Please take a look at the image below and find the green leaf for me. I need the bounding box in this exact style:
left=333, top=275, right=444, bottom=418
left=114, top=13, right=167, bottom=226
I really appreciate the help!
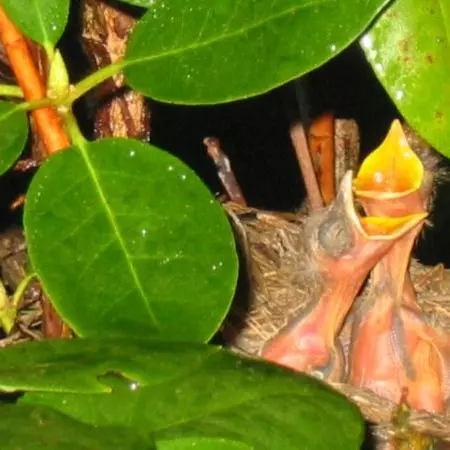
left=1, top=0, right=70, bottom=51
left=0, top=403, right=154, bottom=449
left=115, top=0, right=152, bottom=7
left=24, top=138, right=237, bottom=341
left=158, top=438, right=251, bottom=450
left=0, top=337, right=364, bottom=450
left=0, top=101, right=28, bottom=175
left=123, top=0, right=390, bottom=104
left=361, top=0, right=450, bottom=157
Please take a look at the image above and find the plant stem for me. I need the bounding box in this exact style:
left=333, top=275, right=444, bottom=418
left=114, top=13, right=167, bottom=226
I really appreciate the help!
left=62, top=108, right=87, bottom=148
left=65, top=61, right=127, bottom=105
left=17, top=98, right=55, bottom=112
left=0, top=84, right=23, bottom=98
left=0, top=6, right=70, bottom=155
left=11, top=273, right=36, bottom=309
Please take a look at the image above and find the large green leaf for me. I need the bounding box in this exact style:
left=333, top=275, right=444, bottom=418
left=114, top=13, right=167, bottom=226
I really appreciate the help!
left=0, top=337, right=364, bottom=450
left=115, top=0, right=152, bottom=7
left=0, top=101, right=28, bottom=175
left=124, top=0, right=390, bottom=104
left=24, top=138, right=237, bottom=340
left=361, top=0, right=450, bottom=157
left=158, top=439, right=251, bottom=450
left=0, top=403, right=154, bottom=449
left=1, top=0, right=70, bottom=50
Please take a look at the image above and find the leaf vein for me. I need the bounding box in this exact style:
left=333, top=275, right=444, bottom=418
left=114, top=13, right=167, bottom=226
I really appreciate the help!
left=76, top=145, right=159, bottom=328
left=438, top=0, right=450, bottom=49
left=128, top=0, right=331, bottom=66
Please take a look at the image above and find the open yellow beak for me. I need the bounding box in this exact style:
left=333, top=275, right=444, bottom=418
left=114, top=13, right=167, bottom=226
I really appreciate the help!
left=353, top=120, right=424, bottom=199
left=354, top=120, right=429, bottom=311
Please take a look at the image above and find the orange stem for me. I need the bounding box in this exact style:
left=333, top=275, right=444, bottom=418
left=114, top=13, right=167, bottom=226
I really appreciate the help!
left=0, top=6, right=70, bottom=155
left=308, top=112, right=335, bottom=205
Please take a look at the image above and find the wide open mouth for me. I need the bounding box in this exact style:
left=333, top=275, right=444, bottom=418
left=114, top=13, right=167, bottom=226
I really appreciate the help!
left=353, top=120, right=424, bottom=199
left=339, top=171, right=427, bottom=240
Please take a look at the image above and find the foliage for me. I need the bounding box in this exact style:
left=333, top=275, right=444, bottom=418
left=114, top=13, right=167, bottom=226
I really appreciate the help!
left=361, top=0, right=450, bottom=157
left=0, top=101, right=28, bottom=175
left=0, top=0, right=446, bottom=448
left=0, top=337, right=363, bottom=450
left=25, top=138, right=235, bottom=340
left=0, top=403, right=155, bottom=450
left=122, top=0, right=390, bottom=103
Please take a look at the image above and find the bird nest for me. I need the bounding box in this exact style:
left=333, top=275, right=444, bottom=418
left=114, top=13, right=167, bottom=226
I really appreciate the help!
left=222, top=201, right=450, bottom=448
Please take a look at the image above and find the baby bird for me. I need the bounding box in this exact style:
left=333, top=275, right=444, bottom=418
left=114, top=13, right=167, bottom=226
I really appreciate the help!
left=261, top=169, right=426, bottom=381
left=349, top=120, right=450, bottom=413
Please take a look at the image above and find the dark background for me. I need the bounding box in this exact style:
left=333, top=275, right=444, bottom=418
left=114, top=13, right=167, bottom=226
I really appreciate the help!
left=137, top=44, right=450, bottom=267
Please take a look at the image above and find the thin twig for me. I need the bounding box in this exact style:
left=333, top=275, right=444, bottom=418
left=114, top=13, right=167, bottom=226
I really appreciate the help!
left=204, top=136, right=247, bottom=206
left=289, top=122, right=324, bottom=211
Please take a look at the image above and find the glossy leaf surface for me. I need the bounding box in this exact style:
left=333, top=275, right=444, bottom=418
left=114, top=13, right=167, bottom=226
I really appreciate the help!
left=1, top=0, right=70, bottom=50
left=158, top=439, right=251, bottom=450
left=115, top=0, right=152, bottom=6
left=24, top=138, right=237, bottom=340
left=0, top=101, right=28, bottom=175
left=0, top=337, right=363, bottom=450
left=0, top=403, right=153, bottom=449
left=361, top=0, right=450, bottom=156
left=0, top=405, right=155, bottom=450
left=124, top=0, right=390, bottom=104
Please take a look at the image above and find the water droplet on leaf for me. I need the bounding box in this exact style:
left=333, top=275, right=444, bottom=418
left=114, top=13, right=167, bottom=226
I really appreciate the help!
left=361, top=34, right=373, bottom=49
left=129, top=382, right=139, bottom=391
left=395, top=90, right=404, bottom=101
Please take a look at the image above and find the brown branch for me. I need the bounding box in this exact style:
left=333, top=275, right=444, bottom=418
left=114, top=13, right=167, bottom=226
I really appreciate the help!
left=290, top=122, right=324, bottom=211
left=204, top=137, right=247, bottom=206
left=308, top=112, right=335, bottom=205
left=82, top=0, right=150, bottom=141
left=334, top=119, right=360, bottom=191
left=0, top=6, right=69, bottom=155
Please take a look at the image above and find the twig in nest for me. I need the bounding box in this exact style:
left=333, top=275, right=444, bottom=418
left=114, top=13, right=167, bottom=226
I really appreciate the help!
left=289, top=122, right=324, bottom=210
left=308, top=112, right=335, bottom=205
left=203, top=136, right=247, bottom=206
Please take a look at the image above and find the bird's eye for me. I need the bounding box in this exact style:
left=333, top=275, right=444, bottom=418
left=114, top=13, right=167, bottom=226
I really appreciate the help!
left=317, top=217, right=353, bottom=257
